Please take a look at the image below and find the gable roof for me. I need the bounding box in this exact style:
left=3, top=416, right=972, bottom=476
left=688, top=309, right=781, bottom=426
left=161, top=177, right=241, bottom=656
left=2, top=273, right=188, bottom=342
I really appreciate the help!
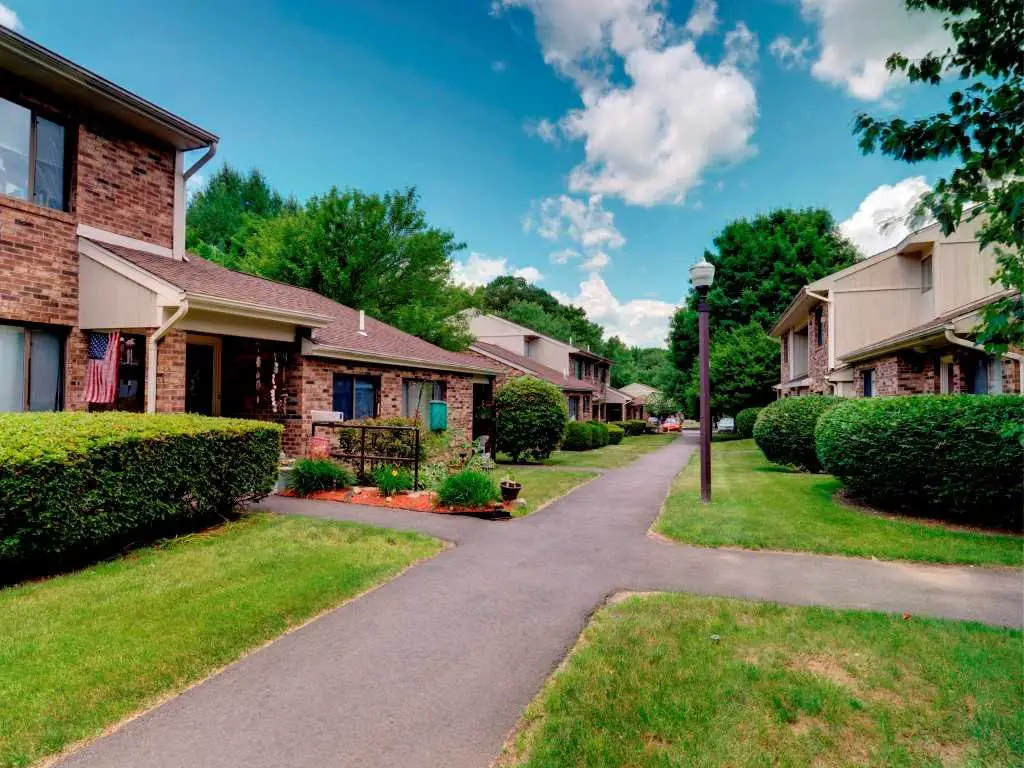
left=620, top=382, right=657, bottom=398
left=466, top=311, right=613, bottom=363
left=469, top=341, right=595, bottom=392
left=89, top=241, right=497, bottom=375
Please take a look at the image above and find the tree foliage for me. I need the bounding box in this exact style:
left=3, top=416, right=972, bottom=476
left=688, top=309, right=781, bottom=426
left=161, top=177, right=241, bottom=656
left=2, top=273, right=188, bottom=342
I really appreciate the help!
left=853, top=0, right=1024, bottom=350
left=666, top=209, right=859, bottom=406
left=696, top=323, right=780, bottom=417
left=603, top=337, right=671, bottom=389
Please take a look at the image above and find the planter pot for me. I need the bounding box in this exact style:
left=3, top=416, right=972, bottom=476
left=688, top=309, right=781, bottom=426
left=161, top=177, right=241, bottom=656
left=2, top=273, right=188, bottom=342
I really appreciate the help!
left=500, top=481, right=522, bottom=502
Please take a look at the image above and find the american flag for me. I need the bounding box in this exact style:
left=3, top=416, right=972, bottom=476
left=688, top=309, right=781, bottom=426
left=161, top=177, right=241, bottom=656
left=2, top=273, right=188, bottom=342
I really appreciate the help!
left=84, top=331, right=120, bottom=404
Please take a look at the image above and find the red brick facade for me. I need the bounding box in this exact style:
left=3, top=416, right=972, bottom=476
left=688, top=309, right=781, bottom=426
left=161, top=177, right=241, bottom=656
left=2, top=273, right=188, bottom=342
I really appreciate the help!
left=463, top=348, right=593, bottom=422
left=155, top=329, right=188, bottom=412
left=808, top=307, right=830, bottom=394
left=854, top=350, right=1021, bottom=397
left=1, top=76, right=178, bottom=413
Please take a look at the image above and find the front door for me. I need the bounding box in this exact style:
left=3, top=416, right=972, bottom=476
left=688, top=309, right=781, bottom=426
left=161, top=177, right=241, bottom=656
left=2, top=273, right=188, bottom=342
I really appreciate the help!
left=186, top=344, right=215, bottom=415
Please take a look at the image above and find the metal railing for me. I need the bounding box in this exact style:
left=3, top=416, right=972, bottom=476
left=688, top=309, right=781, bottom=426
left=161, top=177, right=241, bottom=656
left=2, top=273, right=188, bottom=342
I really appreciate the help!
left=310, top=421, right=421, bottom=490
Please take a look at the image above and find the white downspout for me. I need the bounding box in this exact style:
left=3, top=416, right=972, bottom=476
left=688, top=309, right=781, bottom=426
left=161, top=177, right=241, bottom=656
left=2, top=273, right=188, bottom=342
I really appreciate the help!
left=146, top=301, right=189, bottom=413
left=944, top=328, right=1024, bottom=394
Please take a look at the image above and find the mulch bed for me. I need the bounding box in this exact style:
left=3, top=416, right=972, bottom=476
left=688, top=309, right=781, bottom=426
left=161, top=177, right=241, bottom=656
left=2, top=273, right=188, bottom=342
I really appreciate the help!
left=277, top=487, right=512, bottom=519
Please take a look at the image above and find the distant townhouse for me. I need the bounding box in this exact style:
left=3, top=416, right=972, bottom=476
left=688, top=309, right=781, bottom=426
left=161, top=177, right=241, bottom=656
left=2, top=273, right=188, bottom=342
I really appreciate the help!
left=619, top=382, right=658, bottom=420
left=771, top=217, right=1022, bottom=398
left=0, top=28, right=496, bottom=454
left=464, top=311, right=631, bottom=421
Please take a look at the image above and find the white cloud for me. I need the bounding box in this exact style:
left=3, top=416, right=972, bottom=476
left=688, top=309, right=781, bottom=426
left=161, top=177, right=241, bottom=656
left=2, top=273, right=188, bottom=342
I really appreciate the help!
left=839, top=176, right=932, bottom=256
left=0, top=2, right=21, bottom=30
left=723, top=21, right=758, bottom=68
left=492, top=60, right=508, bottom=73
left=451, top=252, right=544, bottom=287
left=553, top=273, right=677, bottom=346
left=514, top=265, right=545, bottom=282
left=497, top=0, right=759, bottom=206
left=524, top=117, right=559, bottom=143
left=527, top=194, right=626, bottom=250
left=684, top=0, right=717, bottom=38
left=769, top=35, right=812, bottom=69
left=550, top=248, right=580, bottom=264
left=185, top=174, right=206, bottom=200
left=795, top=0, right=952, bottom=101
left=580, top=251, right=611, bottom=271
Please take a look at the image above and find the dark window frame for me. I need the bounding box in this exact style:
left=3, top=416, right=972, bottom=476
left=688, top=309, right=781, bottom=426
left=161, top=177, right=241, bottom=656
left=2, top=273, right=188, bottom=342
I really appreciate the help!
left=862, top=368, right=874, bottom=398
left=0, top=93, right=73, bottom=212
left=0, top=320, right=65, bottom=412
left=332, top=373, right=381, bottom=420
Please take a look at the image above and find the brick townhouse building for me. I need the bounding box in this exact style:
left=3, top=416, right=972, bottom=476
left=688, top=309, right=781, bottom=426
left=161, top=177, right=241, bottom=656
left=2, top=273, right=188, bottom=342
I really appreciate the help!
left=0, top=28, right=496, bottom=454
left=464, top=310, right=634, bottom=421
left=771, top=216, right=1022, bottom=398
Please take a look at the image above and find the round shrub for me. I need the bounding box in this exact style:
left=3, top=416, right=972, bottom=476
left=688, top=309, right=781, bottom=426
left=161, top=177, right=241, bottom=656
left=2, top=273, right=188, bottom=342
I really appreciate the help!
left=607, top=423, right=625, bottom=445
left=735, top=407, right=762, bottom=439
left=496, top=377, right=568, bottom=462
left=289, top=459, right=356, bottom=496
left=437, top=469, right=501, bottom=507
left=816, top=395, right=1024, bottom=528
left=562, top=421, right=592, bottom=451
left=753, top=395, right=845, bottom=472
left=588, top=421, right=610, bottom=448
left=373, top=464, right=413, bottom=496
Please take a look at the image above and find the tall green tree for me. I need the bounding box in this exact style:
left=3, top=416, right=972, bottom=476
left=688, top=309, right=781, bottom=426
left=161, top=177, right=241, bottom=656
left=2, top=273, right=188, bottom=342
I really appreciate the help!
left=186, top=165, right=295, bottom=267
left=684, top=323, right=779, bottom=417
left=604, top=337, right=670, bottom=389
left=666, top=208, right=859, bottom=402
left=241, top=187, right=474, bottom=350
left=853, top=0, right=1023, bottom=350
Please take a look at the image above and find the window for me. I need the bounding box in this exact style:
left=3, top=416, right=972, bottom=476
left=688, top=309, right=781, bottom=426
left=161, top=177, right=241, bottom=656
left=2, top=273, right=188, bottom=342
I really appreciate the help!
left=967, top=357, right=1003, bottom=395
left=0, top=96, right=68, bottom=211
left=568, top=396, right=578, bottom=421
left=921, top=255, right=933, bottom=292
left=862, top=368, right=874, bottom=398
left=814, top=307, right=824, bottom=346
left=0, top=323, right=64, bottom=412
left=403, top=379, right=445, bottom=421
left=332, top=374, right=379, bottom=420
left=572, top=358, right=584, bottom=379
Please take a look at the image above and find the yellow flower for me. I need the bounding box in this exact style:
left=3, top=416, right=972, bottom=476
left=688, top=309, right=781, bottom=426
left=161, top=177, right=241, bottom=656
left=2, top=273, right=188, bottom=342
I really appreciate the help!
left=391, top=469, right=398, bottom=477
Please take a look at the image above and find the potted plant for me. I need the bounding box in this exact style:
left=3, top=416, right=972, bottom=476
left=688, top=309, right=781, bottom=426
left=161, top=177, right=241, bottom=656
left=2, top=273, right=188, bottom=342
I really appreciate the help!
left=499, top=474, right=522, bottom=502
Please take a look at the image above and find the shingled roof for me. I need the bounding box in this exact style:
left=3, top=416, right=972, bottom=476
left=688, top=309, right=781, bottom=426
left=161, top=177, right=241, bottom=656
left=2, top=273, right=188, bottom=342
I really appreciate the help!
left=469, top=341, right=595, bottom=392
left=93, top=241, right=497, bottom=374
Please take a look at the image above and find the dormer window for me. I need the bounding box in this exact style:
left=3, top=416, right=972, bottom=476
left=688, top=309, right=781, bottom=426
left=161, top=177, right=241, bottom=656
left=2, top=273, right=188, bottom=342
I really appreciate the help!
left=0, top=96, right=68, bottom=212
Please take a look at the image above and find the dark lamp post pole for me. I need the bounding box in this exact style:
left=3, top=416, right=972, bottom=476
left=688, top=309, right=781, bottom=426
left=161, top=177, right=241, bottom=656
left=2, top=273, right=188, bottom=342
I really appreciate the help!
left=689, top=259, right=715, bottom=504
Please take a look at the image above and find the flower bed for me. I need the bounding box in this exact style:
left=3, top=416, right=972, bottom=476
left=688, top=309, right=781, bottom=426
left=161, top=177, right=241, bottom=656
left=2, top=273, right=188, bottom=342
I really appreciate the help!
left=278, top=486, right=512, bottom=518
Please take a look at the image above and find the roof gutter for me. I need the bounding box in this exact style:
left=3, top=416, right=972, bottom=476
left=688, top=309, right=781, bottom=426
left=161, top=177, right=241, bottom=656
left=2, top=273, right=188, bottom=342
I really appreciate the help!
left=304, top=341, right=498, bottom=376
left=944, top=329, right=1024, bottom=394
left=146, top=301, right=189, bottom=413
left=184, top=142, right=217, bottom=182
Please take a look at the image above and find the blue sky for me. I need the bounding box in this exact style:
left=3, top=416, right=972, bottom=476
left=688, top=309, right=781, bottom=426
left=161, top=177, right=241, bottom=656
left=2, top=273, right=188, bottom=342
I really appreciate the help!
left=6, top=0, right=954, bottom=345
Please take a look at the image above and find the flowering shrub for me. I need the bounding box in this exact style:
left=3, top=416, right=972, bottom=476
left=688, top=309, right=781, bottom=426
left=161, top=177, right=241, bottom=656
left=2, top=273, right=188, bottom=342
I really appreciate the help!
left=373, top=464, right=414, bottom=496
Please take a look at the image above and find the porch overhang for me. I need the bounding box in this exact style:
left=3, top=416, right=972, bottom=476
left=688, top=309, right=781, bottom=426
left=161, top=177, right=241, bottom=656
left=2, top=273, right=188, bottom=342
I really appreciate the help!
left=302, top=340, right=498, bottom=376
left=185, top=293, right=335, bottom=328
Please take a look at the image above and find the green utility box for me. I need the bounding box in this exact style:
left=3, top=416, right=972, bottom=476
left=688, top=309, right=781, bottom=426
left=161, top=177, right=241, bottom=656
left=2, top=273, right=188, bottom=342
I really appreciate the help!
left=429, top=400, right=448, bottom=431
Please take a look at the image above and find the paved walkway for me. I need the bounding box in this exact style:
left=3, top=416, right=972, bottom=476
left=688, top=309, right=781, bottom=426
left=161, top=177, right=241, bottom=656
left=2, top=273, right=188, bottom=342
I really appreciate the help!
left=59, top=435, right=1022, bottom=768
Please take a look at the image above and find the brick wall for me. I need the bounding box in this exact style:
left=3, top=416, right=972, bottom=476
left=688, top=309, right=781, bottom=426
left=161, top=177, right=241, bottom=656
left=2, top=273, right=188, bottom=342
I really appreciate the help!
left=779, top=330, right=788, bottom=383
left=293, top=356, right=476, bottom=457
left=855, top=355, right=899, bottom=397
left=808, top=307, right=830, bottom=394
left=155, top=329, right=187, bottom=412
left=75, top=124, right=175, bottom=247
left=1002, top=359, right=1021, bottom=393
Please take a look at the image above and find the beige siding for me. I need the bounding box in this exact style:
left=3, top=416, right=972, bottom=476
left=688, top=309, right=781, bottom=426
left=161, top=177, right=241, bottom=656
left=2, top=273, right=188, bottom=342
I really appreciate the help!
left=467, top=311, right=572, bottom=373
left=78, top=257, right=158, bottom=329
left=178, top=310, right=298, bottom=342
left=830, top=253, right=928, bottom=358
left=933, top=219, right=1004, bottom=315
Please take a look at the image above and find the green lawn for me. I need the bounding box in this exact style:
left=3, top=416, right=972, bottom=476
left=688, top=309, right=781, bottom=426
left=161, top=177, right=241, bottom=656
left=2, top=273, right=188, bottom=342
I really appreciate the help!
left=654, top=440, right=1022, bottom=567
left=0, top=513, right=442, bottom=768
left=539, top=433, right=678, bottom=469
left=498, top=466, right=597, bottom=517
left=502, top=593, right=1023, bottom=767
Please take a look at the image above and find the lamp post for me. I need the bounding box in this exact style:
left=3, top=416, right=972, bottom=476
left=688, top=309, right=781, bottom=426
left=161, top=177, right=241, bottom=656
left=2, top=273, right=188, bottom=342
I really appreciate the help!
left=689, top=258, right=715, bottom=503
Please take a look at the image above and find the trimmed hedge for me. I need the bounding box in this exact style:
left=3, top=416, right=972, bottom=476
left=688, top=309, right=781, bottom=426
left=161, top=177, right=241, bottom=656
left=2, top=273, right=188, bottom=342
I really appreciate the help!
left=607, top=423, right=625, bottom=445
left=753, top=396, right=845, bottom=472
left=816, top=395, right=1024, bottom=527
left=437, top=470, right=500, bottom=507
left=496, top=377, right=568, bottom=462
left=735, top=407, right=762, bottom=439
left=0, top=412, right=281, bottom=574
left=562, top=421, right=591, bottom=451
left=588, top=421, right=610, bottom=448
left=612, top=420, right=647, bottom=437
